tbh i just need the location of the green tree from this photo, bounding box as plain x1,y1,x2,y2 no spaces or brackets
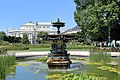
21,34,30,44
36,31,48,44
0,31,6,41
76,31,85,43
4,36,21,43
74,0,120,42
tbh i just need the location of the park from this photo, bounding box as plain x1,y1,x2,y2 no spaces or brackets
0,0,120,80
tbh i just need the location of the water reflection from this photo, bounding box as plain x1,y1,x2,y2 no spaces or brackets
5,60,120,80
5,60,82,80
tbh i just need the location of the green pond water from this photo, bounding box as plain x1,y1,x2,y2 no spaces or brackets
5,60,120,80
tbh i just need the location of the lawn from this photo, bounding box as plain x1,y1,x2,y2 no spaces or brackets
3,43,94,52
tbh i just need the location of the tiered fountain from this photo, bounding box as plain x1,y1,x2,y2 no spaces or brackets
41,18,75,69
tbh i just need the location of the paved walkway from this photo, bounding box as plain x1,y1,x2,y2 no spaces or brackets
10,51,120,57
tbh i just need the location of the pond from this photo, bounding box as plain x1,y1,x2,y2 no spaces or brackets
5,57,120,80
6,61,48,80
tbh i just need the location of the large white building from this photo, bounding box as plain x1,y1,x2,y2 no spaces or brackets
8,21,55,44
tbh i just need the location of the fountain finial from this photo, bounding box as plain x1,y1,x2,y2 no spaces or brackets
52,18,65,34
57,18,60,22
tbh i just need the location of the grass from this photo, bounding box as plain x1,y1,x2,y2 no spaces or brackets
67,44,93,50
6,43,93,52
8,48,49,52
89,50,111,63
1,43,93,51
0,54,16,79
117,56,120,71
0,49,16,80
29,48,49,51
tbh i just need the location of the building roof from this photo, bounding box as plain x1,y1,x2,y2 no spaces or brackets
22,22,52,26
23,22,36,26
37,22,52,25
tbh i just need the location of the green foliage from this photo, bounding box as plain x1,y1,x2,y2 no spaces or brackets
36,57,47,63
117,56,120,71
90,50,111,63
0,31,21,43
0,41,9,45
1,44,29,50
76,31,86,43
21,33,30,44
4,36,21,43
56,73,108,80
0,31,6,41
0,49,7,54
29,44,50,48
66,43,93,50
29,43,93,51
0,54,16,79
74,0,120,41
36,31,48,44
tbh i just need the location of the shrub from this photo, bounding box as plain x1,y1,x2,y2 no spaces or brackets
1,44,29,50
66,44,93,50
92,47,120,52
0,48,7,54
29,44,50,48
0,41,9,45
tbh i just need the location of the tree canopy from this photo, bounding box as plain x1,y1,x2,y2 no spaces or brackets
74,0,120,42
21,33,30,44
4,36,21,43
0,31,6,41
36,31,48,44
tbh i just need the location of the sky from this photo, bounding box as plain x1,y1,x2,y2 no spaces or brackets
0,0,76,33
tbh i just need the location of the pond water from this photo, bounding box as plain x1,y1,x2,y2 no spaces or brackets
5,59,120,80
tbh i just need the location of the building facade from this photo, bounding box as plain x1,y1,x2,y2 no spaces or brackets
8,21,55,44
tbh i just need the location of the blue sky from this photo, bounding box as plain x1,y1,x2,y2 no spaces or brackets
0,0,76,33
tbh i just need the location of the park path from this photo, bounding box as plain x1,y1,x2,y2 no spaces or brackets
9,51,120,57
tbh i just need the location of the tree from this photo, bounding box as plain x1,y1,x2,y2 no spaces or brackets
36,31,48,44
4,36,21,43
13,37,21,43
21,34,30,44
0,31,6,41
76,31,85,43
74,0,120,42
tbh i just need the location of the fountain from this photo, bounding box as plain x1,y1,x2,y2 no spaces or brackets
41,18,75,69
